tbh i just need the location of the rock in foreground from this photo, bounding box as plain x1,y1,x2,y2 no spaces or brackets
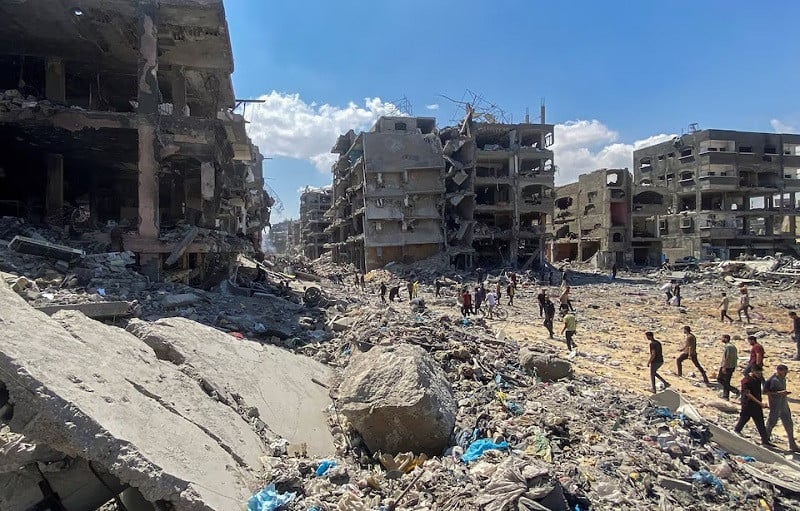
338,344,457,455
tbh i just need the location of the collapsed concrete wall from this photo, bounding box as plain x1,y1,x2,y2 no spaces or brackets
0,281,335,510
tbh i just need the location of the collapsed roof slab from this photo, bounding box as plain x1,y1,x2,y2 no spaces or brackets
0,281,265,510
126,317,336,456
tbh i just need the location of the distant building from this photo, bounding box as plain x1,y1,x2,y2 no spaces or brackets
299,187,332,259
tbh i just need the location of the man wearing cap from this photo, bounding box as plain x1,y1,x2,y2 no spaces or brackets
733,365,774,447
764,364,799,452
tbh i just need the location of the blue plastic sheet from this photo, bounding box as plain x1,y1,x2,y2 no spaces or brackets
461,438,509,462
692,470,724,494
315,460,337,477
247,483,296,511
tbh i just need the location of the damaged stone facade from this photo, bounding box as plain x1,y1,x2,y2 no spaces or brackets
0,0,271,280
299,187,332,259
632,129,800,265
326,111,555,271
548,168,631,268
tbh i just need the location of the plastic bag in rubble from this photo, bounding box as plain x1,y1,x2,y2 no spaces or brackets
692,470,724,494
461,438,509,462
246,483,296,511
316,459,337,477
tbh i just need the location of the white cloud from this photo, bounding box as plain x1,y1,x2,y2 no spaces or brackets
244,92,403,172
552,120,675,185
771,118,796,133
425,103,440,110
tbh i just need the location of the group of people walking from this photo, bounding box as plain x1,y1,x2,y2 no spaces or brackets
647,316,800,451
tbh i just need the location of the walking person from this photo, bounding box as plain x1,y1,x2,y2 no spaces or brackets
737,287,751,324
742,335,765,376
537,289,547,317
717,334,739,399
388,284,400,302
611,263,618,281
789,311,800,361
506,282,515,306
486,288,497,319
543,298,555,338
646,331,670,393
733,365,774,447
460,288,472,318
560,310,577,351
434,278,443,297
676,326,710,384
360,274,366,291
559,286,575,313
660,280,674,305
561,267,568,286
672,282,682,307
412,280,419,299
474,286,484,315
764,365,799,451
495,281,502,302
379,282,387,304
407,281,414,301
719,292,734,323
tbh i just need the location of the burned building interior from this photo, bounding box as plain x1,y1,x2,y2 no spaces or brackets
0,0,272,281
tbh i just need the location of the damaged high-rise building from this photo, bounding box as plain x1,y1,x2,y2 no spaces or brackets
325,109,555,271
0,0,272,279
299,186,332,259
632,129,800,264
548,168,631,267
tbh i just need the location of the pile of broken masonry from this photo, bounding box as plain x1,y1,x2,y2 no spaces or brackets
1,220,800,510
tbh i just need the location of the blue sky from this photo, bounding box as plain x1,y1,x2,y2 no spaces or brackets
225,0,800,222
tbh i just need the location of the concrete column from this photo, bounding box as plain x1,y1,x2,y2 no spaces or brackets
45,154,64,221
45,57,66,103
136,0,159,238
171,71,187,116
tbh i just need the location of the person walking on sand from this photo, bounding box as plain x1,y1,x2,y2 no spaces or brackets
559,285,575,313
764,364,799,451
495,281,502,302
543,298,556,338
611,263,618,281
661,280,674,305
737,287,751,324
506,282,515,306
461,288,472,318
733,365,774,447
719,292,734,323
379,282,387,304
717,334,740,400
789,311,800,361
560,310,577,351
672,281,682,307
412,280,419,299
474,286,485,315
537,288,547,317
742,335,764,376
676,326,710,384
646,331,670,393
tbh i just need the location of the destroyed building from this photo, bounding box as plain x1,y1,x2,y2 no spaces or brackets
326,117,446,271
632,129,800,264
548,168,631,267
326,110,555,271
267,219,291,255
299,187,332,259
0,0,272,279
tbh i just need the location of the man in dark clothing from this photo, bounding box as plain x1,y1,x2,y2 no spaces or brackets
388,285,400,302
474,286,484,314
676,326,710,384
717,334,739,400
407,281,414,301
764,364,798,451
461,288,472,318
506,283,515,306
673,283,682,307
379,282,387,303
611,264,618,280
646,331,670,393
547,271,553,286
537,289,547,317
434,279,443,297
790,311,800,361
543,298,556,338
734,365,774,446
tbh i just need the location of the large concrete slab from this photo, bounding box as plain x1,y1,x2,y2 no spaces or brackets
126,317,336,456
0,281,266,511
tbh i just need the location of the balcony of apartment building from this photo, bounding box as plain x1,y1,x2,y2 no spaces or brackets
783,166,800,191
517,129,554,158
519,184,552,214
739,170,781,191
474,161,512,185
696,164,739,191
475,183,513,212
517,157,555,185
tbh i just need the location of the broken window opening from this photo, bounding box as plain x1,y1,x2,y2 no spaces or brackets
612,232,623,243
764,145,777,155
394,122,407,131
606,171,621,186
739,146,753,153
555,197,573,210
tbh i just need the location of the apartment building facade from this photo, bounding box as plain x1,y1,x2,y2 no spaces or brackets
632,129,800,264
299,187,332,259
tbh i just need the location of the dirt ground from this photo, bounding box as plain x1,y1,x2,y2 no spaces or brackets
398,271,800,450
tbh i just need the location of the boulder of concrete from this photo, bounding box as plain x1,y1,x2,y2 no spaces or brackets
0,281,266,510
337,344,457,455
519,349,573,381
161,293,202,308
126,317,335,456
329,315,355,332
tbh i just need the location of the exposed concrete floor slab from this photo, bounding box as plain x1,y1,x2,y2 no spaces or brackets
0,281,266,511
126,317,336,456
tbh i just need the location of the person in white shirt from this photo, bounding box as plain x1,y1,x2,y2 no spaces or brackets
486,290,498,319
